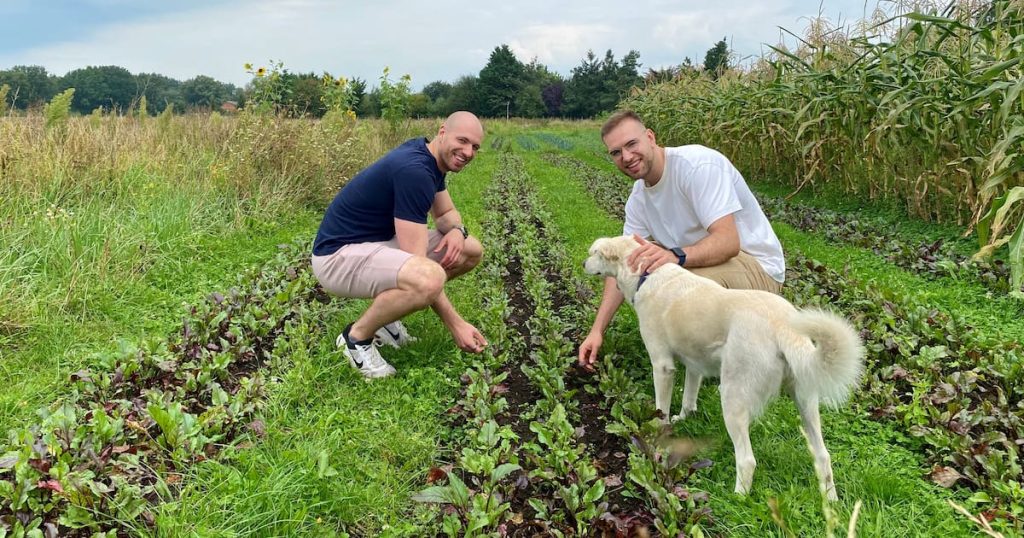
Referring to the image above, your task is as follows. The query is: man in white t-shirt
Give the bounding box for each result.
[578,110,785,370]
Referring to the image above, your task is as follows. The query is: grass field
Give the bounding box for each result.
[2,116,1019,537]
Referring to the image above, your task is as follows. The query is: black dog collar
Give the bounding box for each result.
[637,271,651,292]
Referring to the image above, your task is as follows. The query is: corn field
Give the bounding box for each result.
[626,0,1024,292]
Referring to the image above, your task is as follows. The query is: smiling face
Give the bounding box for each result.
[602,117,660,181]
[434,112,483,173]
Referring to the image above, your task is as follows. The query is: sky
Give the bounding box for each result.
[0,0,877,90]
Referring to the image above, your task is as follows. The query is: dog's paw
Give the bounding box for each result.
[671,408,696,423]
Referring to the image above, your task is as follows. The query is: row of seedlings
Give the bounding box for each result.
[533,134,575,152]
[756,195,1020,295]
[785,255,1024,533]
[412,151,545,536]
[514,136,540,152]
[497,155,610,536]
[530,154,716,536]
[490,135,509,152]
[0,240,334,537]
[412,151,528,535]
[415,153,619,536]
[497,153,713,535]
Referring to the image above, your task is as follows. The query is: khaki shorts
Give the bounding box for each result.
[311,230,446,298]
[689,251,783,294]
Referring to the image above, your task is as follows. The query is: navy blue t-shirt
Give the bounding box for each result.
[313,138,446,256]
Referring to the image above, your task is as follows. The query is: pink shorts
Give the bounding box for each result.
[311,230,446,298]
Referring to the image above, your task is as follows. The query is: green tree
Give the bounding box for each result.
[478,44,525,117]
[58,65,136,114]
[358,87,380,117]
[136,73,185,114]
[563,49,640,118]
[349,77,367,114]
[422,80,452,102]
[182,75,234,110]
[0,65,53,109]
[519,59,562,118]
[421,80,453,116]
[605,49,642,106]
[703,38,730,79]
[446,75,481,115]
[562,50,602,118]
[408,93,431,118]
[283,72,326,117]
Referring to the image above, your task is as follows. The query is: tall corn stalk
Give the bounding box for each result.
[626,0,1024,293]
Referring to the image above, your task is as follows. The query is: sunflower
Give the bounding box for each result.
[256,67,267,77]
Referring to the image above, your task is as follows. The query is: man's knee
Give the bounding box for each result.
[462,236,483,269]
[400,257,447,300]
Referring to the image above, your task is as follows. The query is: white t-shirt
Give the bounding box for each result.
[623,145,785,283]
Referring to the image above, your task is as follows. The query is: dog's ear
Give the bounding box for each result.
[597,240,620,261]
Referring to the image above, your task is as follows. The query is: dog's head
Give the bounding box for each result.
[583,236,639,277]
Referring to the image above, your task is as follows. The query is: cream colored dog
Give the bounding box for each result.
[584,236,864,499]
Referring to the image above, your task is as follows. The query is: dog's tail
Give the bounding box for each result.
[780,308,865,407]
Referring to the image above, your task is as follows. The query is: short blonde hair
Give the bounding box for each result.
[601,110,645,138]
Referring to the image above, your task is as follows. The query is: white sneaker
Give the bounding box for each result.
[336,325,396,378]
[374,320,417,349]
[342,340,397,378]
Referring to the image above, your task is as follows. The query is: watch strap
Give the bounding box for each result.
[670,247,686,266]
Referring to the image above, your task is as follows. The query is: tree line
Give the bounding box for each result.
[0,40,730,119]
[0,65,241,115]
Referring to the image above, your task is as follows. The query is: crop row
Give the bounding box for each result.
[0,241,332,537]
[416,153,713,536]
[757,196,1021,295]
[533,134,574,152]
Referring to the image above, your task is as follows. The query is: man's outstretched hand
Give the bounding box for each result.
[451,320,488,353]
[578,331,603,371]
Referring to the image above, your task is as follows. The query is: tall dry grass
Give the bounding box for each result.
[0,110,372,330]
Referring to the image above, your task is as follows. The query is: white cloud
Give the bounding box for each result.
[508,23,614,65]
[0,0,878,88]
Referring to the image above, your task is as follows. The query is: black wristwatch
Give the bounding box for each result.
[670,247,687,266]
[455,224,469,239]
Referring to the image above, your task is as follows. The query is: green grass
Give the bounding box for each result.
[517,146,978,537]
[0,207,321,434]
